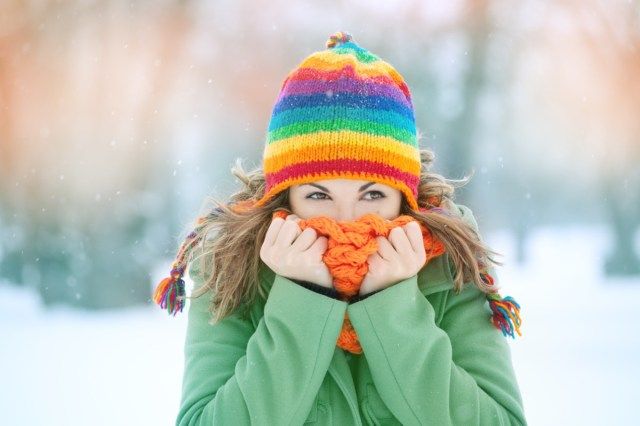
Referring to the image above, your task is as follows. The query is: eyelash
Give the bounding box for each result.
[306,191,386,201]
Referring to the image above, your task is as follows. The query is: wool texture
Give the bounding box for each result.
[254,31,422,211]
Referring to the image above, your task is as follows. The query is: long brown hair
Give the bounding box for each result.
[185,148,502,323]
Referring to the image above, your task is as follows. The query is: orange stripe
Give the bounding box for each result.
[298,53,406,86]
[264,130,419,165]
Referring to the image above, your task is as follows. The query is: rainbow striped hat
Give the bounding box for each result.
[253,31,421,210]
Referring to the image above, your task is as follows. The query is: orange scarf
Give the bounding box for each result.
[272,210,446,354]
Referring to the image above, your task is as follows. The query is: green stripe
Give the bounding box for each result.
[332,46,379,63]
[269,105,416,134]
[268,118,417,145]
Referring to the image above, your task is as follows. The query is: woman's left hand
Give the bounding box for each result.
[359,221,427,296]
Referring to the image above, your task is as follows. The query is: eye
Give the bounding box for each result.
[305,191,386,201]
[363,190,385,201]
[306,192,330,200]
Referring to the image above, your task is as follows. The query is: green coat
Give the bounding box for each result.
[176,204,527,425]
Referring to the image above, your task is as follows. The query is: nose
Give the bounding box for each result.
[335,202,356,222]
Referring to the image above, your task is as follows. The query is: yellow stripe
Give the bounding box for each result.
[264,130,419,170]
[296,52,406,86]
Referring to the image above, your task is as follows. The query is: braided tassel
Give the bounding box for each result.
[153,269,186,315]
[483,271,522,338]
[152,203,253,315]
[421,202,523,339]
[153,220,206,315]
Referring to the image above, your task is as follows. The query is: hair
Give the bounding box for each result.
[185,147,503,324]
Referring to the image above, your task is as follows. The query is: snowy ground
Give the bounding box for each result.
[2,224,639,425]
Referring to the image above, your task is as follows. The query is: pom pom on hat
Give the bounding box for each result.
[326,31,352,48]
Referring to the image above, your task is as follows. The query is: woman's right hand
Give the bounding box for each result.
[259,214,334,289]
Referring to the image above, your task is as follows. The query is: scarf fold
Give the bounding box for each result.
[153,203,523,354]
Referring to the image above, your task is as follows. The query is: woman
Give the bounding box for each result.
[155,31,526,425]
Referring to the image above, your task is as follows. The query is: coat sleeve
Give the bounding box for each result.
[346,275,526,425]
[176,263,348,426]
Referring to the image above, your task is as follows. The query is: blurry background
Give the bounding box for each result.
[1,0,639,425]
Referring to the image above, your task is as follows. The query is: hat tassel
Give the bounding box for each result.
[152,225,205,315]
[153,268,186,316]
[486,290,522,339]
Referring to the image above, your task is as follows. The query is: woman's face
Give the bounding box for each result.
[288,178,403,222]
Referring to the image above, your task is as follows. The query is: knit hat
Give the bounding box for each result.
[254,31,421,211]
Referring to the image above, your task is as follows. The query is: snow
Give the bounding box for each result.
[1,285,188,426]
[496,224,640,425]
[1,224,639,425]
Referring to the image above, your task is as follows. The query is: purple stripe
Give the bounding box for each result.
[277,76,412,109]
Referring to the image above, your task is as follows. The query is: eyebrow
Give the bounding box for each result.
[304,182,377,193]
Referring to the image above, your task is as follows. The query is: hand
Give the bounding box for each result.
[359,221,427,296]
[259,214,334,288]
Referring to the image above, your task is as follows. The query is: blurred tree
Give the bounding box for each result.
[444,0,492,207]
[574,0,640,276]
[0,0,197,308]
[0,0,34,286]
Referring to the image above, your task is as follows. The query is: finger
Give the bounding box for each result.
[367,251,384,266]
[388,226,413,256]
[404,221,425,254]
[306,236,328,256]
[291,227,318,252]
[264,217,285,248]
[274,219,302,249]
[286,213,300,223]
[375,236,397,261]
